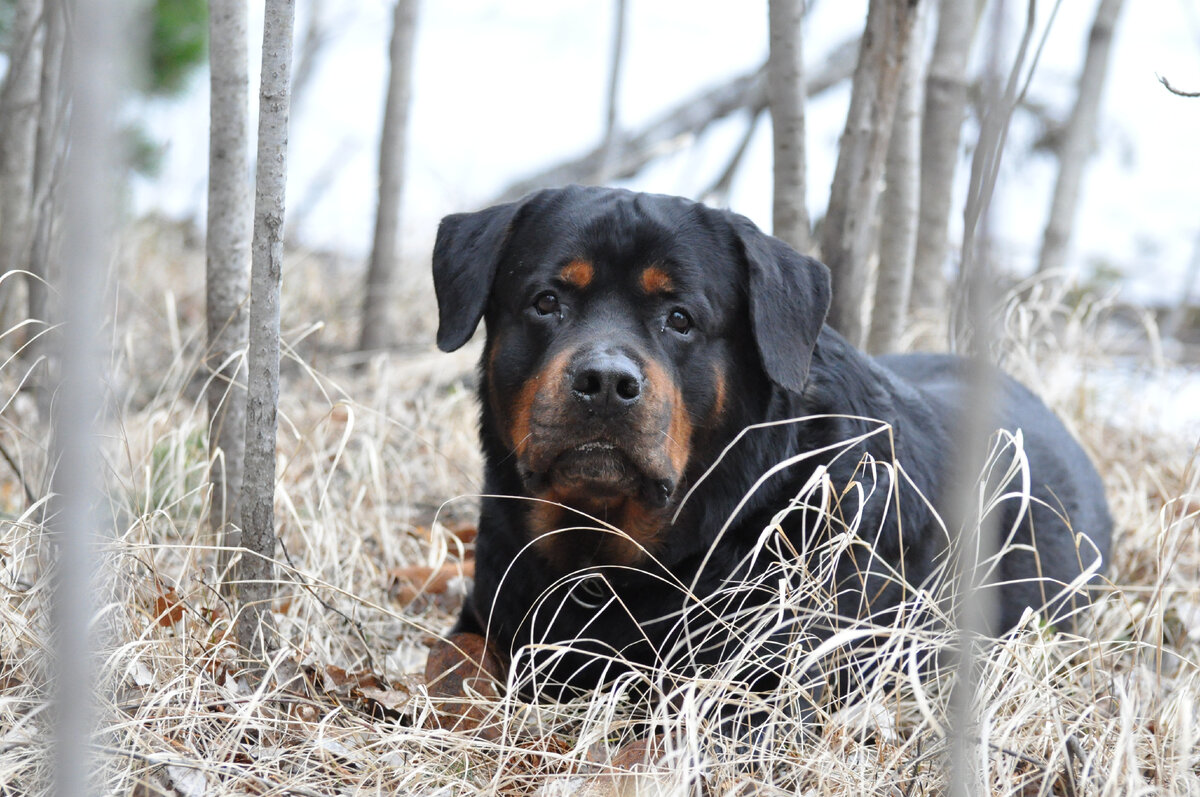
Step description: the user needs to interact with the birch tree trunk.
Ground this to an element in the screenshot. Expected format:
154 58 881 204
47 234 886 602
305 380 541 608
767 0 811 253
821 0 925 345
911 0 983 316
358 0 418 352
237 0 295 666
1036 0 1127 274
207 0 252 583
0 0 44 327
867 8 926 354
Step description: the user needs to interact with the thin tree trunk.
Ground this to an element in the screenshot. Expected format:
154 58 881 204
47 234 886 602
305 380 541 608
26 0 66 362
206 0 252 585
767 0 811 253
701 108 764 206
911 0 984 316
358 0 418 352
237 0 296 668
867 6 927 355
0 0 44 327
599 0 628 179
1037 0 1127 274
821 0 924 346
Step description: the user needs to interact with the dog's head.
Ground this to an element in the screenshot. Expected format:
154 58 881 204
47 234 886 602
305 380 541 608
433 186 830 566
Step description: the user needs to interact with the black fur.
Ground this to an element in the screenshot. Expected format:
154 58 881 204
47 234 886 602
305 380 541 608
431 185 1112 704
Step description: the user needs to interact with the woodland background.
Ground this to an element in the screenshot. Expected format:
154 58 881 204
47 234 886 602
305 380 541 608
0 0 1198 795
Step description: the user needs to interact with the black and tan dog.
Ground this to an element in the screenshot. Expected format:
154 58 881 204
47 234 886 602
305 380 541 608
425 185 1110 721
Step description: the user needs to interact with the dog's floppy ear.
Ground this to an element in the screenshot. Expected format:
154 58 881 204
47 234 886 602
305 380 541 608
432 200 524 352
729 214 831 393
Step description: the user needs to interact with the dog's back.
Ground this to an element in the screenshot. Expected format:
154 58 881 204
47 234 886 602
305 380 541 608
879 352 1112 631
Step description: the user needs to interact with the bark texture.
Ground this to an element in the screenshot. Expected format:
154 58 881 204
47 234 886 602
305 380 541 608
821 0 924 346
359 0 418 352
767 0 811 253
206 0 252 576
911 0 983 315
238 0 296 666
867 8 926 355
26 0 66 358
1037 0 1127 274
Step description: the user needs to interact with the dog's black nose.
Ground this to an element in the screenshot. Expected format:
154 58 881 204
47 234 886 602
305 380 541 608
570 352 642 415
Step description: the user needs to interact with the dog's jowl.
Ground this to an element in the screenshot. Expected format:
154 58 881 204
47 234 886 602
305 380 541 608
425 185 1111 721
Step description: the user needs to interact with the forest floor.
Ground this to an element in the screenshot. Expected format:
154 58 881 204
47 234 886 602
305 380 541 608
1 222 1197 795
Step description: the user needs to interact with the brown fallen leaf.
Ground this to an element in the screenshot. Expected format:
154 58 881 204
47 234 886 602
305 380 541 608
424 631 505 740
388 561 475 603
153 583 185 627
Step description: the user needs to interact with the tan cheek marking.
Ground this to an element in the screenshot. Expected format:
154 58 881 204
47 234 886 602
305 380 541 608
643 359 693 475
639 265 673 295
560 259 594 289
506 349 572 458
710 365 728 425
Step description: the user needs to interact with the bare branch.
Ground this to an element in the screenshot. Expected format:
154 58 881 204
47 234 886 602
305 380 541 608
1156 73 1200 98
491 36 859 205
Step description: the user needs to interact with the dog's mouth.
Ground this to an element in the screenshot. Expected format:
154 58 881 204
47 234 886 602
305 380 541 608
523 441 675 509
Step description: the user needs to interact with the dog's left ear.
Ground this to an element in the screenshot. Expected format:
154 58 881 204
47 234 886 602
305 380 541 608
728 214 831 393
432 200 525 352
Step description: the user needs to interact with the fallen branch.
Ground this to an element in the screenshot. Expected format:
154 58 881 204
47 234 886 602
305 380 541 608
492 36 859 204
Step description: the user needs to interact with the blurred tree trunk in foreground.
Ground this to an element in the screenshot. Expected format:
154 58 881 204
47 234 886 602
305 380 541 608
206 0 252 588
237 0 296 670
911 0 984 317
1037 0 1127 274
867 4 927 354
359 0 418 352
767 0 811 253
0 0 44 331
822 0 925 346
51 0 123 789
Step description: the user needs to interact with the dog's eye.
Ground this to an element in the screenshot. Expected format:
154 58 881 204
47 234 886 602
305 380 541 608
533 292 560 316
664 309 692 334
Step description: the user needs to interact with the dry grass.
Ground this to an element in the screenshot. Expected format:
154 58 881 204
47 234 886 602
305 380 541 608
1 223 1197 795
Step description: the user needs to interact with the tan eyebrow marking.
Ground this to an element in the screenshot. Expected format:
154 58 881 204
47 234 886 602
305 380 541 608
559 259 594 288
639 265 673 294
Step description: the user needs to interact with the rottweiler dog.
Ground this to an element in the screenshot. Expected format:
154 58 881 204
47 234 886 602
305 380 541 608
426 185 1111 720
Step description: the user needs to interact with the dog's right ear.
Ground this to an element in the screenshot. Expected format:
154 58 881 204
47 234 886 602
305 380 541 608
432 200 524 352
